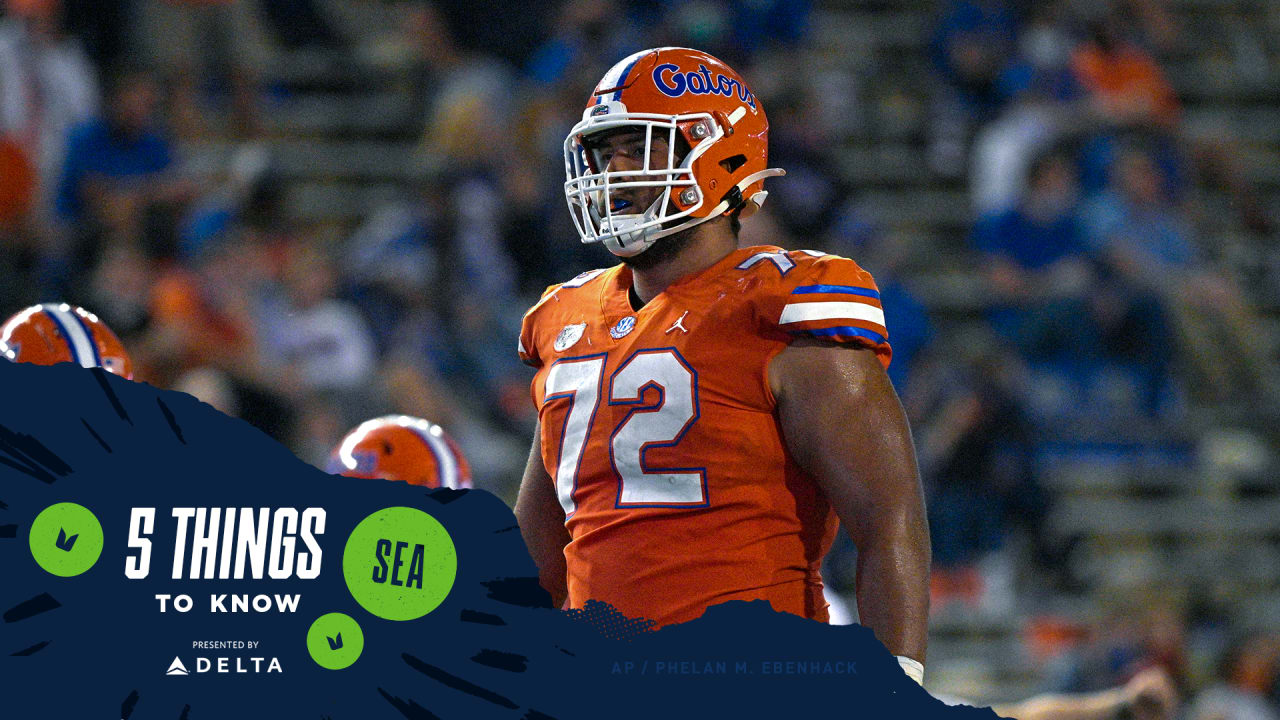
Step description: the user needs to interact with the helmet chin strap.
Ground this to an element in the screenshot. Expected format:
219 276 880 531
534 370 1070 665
706 168 786 217
597 193 668 257
597 167 787 258
601 215 654 256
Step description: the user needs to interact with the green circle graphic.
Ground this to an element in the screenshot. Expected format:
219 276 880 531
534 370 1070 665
306 612 364 670
29 502 104 577
342 506 456 621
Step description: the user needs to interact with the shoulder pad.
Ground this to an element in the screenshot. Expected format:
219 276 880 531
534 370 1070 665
518 267 612 368
751 249 892 367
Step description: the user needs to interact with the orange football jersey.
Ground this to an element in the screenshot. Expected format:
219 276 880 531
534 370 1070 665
519 245 891 627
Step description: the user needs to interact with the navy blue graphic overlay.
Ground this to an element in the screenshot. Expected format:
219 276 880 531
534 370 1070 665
0 361 993 718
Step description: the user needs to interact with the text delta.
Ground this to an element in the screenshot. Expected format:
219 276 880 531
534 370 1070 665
194 656 282 674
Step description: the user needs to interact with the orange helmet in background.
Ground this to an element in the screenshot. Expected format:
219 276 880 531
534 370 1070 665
0 303 134 379
327 415 473 489
563 46 784 257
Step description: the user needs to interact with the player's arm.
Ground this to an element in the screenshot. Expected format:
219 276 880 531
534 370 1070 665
769 338 930 666
991 668 1178 720
514 421 570 608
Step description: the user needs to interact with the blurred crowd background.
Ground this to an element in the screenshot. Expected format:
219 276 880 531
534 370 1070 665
1 0 1277 712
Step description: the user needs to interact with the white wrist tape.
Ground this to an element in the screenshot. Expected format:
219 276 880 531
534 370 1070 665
896 655 925 685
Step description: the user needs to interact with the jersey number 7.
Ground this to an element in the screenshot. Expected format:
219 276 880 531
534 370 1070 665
543 348 706 516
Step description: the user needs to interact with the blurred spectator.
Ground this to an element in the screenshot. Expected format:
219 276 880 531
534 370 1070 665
724 0 811 57
55 68 192 255
1083 147 1196 287
768 88 847 240
1186 634 1280 720
290 394 345 469
386 1 467 112
0 136 37 234
0 0 98 213
172 363 296 443
1061 600 1193 697
178 142 274 260
526 0 639 87
412 15 528 301
968 89 1068 217
1071 16 1178 131
268 245 378 406
928 0 1022 175
910 344 1048 611
86 241 154 341
1116 0 1179 54
172 365 239 417
134 0 265 137
1083 146 1268 403
499 162 565 296
969 148 1176 416
1070 11 1184 198
419 58 518 178
343 193 442 351
379 356 461 435
968 1 1080 216
146 233 273 393
0 139 40 312
931 0 1020 116
971 152 1098 363
407 28 536 430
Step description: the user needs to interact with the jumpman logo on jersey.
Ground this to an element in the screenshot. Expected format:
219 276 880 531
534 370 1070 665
666 311 690 334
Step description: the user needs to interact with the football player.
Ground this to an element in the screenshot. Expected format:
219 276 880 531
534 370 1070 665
328 415 472 489
514 47 930 683
0 303 134 379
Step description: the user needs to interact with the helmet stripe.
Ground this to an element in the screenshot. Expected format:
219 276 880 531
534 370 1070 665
612 54 645 102
407 423 459 489
67 308 103 366
41 305 97 368
597 49 650 103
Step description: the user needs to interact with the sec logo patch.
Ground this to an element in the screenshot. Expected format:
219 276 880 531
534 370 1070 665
609 316 636 339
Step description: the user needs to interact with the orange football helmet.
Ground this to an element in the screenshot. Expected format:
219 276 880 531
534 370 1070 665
328 415 473 489
0 303 134 379
563 46 784 257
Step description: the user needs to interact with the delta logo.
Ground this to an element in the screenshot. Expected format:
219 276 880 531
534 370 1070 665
165 655 282 675
651 63 756 108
